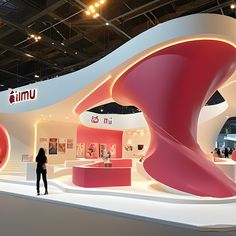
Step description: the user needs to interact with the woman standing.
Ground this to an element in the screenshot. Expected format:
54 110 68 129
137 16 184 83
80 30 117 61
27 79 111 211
36 148 48 195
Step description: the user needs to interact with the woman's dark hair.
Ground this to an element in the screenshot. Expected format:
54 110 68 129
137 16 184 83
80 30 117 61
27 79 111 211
37 147 45 156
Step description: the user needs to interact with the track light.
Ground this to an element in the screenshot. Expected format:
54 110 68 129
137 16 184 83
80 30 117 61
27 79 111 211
30 34 42 42
85 1 107 18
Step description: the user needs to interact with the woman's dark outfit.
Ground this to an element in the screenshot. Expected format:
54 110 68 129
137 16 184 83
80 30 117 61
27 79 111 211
36 154 48 194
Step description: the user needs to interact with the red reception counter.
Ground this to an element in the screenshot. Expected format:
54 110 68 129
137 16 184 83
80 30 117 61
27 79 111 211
72 159 132 187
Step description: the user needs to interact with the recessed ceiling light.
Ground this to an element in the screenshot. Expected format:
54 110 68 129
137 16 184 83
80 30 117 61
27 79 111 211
34 74 39 78
230 3 236 9
61 42 65 45
0 84 4 87
105 22 109 26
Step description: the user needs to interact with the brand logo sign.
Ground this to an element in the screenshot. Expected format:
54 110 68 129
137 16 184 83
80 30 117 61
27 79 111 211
9 88 37 105
91 115 113 125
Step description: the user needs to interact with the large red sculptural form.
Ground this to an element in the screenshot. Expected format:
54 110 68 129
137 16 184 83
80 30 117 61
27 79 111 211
0 124 9 169
112 40 236 198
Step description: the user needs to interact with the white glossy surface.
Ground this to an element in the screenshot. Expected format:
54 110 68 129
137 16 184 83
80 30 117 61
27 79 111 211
0 174 236 231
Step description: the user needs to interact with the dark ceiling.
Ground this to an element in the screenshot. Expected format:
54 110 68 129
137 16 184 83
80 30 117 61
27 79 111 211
0 0 235 92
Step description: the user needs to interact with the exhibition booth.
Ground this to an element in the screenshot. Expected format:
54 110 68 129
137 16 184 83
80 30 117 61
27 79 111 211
0 13 236 234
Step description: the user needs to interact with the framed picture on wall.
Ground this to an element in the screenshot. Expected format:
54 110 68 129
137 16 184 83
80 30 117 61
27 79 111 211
49 138 58 155
67 139 73 149
86 143 99 158
58 138 66 154
138 144 144 150
124 145 133 151
76 143 85 158
99 144 107 158
109 144 116 158
39 137 48 154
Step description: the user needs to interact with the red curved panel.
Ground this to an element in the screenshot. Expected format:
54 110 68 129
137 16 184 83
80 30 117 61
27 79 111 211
74 79 112 115
112 40 236 198
0 124 9 169
72 159 132 187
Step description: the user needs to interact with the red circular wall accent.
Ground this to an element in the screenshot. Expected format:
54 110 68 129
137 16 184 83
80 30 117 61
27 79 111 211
0 124 9 169
112 40 236 198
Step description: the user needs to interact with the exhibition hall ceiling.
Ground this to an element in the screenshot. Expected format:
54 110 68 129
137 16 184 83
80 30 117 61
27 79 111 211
0 0 235 92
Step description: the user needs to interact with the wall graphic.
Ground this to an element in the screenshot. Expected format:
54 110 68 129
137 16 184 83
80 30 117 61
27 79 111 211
49 138 58 155
39 137 48 154
109 144 116 157
86 143 99 158
67 139 73 149
58 138 66 154
124 145 133 151
76 143 85 158
99 144 107 158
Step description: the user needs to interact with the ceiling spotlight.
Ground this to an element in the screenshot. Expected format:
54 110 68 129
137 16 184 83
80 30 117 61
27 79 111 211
34 74 39 78
85 0 107 18
105 22 109 26
0 84 4 87
93 13 99 18
230 3 236 9
100 109 104 112
61 42 65 45
29 34 42 42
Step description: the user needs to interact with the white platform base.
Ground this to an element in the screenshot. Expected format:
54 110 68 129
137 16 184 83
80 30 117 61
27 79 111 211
0 172 236 235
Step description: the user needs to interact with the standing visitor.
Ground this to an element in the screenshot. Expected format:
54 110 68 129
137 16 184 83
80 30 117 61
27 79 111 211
36 148 48 195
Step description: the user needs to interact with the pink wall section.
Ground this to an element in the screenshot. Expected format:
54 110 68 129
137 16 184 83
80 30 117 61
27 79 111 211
77 125 123 158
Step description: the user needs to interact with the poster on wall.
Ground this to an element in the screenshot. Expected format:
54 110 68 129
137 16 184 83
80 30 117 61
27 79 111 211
58 138 66 154
138 144 144 150
39 137 48 154
67 139 73 149
99 144 107 158
109 144 116 158
86 143 99 158
49 138 58 155
124 145 133 151
76 143 85 158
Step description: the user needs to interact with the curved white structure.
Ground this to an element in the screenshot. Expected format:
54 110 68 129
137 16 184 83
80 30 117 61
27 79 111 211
198 71 236 153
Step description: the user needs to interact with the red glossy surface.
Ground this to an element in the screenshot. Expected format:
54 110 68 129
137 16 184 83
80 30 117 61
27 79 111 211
112 40 236 197
232 152 236 162
0 124 9 169
74 79 112 114
72 159 132 187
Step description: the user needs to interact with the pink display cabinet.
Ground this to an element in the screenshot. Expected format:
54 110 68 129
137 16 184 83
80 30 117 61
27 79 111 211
72 159 132 187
